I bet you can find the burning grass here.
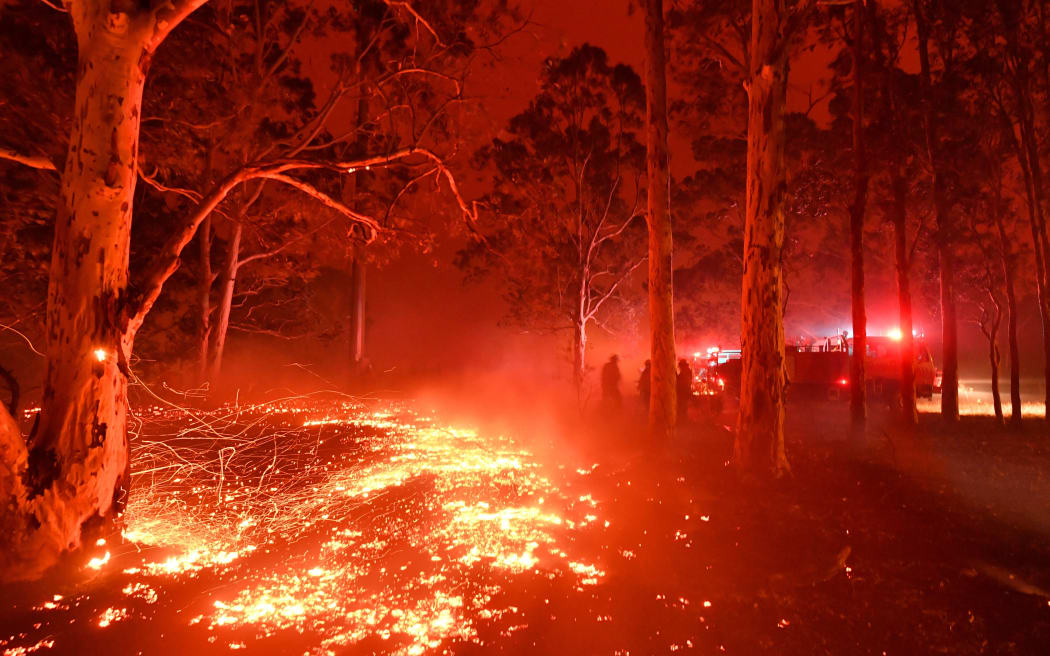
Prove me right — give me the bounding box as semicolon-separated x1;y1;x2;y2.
4;394;1050;655
1;398;606;655
916;382;1047;418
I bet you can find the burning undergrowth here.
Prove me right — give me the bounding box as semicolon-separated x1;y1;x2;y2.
1;398;606;655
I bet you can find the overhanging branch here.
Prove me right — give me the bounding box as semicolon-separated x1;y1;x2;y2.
257;172;381;236
126;147;473;337
383;1;447;47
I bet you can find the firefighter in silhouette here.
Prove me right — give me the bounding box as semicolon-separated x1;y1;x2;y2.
601;354;623;407
677;358;693;423
638;360;651;410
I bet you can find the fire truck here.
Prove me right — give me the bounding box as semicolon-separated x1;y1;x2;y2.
695;333;938;403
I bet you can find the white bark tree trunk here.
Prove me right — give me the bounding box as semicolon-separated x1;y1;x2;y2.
207;221;242;385
2;11;146;580
573;319;587;395
736;0;790;476
1;0;207;582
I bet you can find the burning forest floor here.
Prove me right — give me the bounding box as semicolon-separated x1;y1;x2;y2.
2;395;1050;655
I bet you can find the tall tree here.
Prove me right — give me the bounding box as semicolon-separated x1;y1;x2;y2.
970;250;1006;424
994;203;1023;426
911;0;959;420
645;0;677;438
735;0;812;476
847;0;869;435
461;45;647;391
868;0;922;425
983;0;1048;421
0;0;210;582
670;0;852;350
967;128;1025;425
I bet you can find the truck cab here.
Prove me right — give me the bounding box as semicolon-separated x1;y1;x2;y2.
841;335;937;399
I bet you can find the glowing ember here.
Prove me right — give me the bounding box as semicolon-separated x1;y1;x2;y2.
8;399;605;654
96;607;128;628
1;639;55;655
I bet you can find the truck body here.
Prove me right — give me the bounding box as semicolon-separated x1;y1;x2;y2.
695;334;938;403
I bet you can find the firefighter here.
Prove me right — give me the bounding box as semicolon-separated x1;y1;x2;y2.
638;360;651;410
601;354;623;407
677;358;693;423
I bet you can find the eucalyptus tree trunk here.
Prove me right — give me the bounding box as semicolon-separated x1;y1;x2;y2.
994;209;1022;426
1010;78;1050;419
935;218;960;421
344;23;373;377
349;247;366;373
2;8;145;580
207;222;242;385
988;327;1004;425
890;165;917;426
913;0;958;421
736;0;790;476
848;0;868;436
0;0;204;582
981;287;1004;425
572;319;587;395
1001;0;1050;417
1014;127;1050;420
871;0;915;426
644;0;677;439
1021;135;1050;422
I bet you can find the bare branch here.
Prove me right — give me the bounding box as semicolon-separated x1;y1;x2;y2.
262;8;311;83
278;78;352;159
0;147;57;172
236;244;286;269
383;166;440;223
698;32;745;72
377;67;463;96
382;0;446;47
127;147;473;335
138;165;201;202
141;114;235;131
228;324;312;340
0;322;45;358
587;257;646;319
256;172;380;235
36;0;66;12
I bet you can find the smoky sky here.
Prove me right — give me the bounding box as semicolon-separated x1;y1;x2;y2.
286;0;1042;383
